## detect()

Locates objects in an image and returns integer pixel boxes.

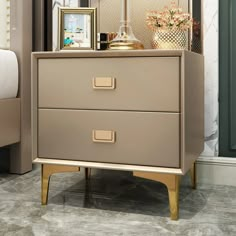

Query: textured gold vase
[152,30,187,50]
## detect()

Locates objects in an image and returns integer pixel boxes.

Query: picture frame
[58,7,97,50]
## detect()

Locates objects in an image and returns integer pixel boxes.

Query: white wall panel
[0,0,10,49]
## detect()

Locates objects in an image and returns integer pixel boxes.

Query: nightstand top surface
[32,49,201,59]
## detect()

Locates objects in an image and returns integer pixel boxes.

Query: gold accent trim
[109,40,144,50]
[39,162,195,219]
[93,77,116,90]
[41,164,80,205]
[190,162,196,189]
[133,171,180,220]
[34,158,183,175]
[92,130,116,143]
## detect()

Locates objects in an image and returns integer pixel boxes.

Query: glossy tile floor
[0,165,236,236]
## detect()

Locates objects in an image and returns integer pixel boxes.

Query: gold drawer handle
[92,130,116,143]
[93,77,116,90]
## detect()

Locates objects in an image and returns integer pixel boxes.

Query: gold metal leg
[133,171,181,220]
[85,168,92,180]
[167,176,180,220]
[190,162,197,189]
[41,164,80,205]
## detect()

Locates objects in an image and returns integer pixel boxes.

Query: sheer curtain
[0,0,10,49]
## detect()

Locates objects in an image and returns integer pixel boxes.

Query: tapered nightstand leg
[190,162,197,189]
[85,168,91,180]
[167,175,180,220]
[41,164,80,205]
[133,171,181,220]
[41,164,50,205]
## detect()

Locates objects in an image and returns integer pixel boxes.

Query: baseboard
[196,156,236,186]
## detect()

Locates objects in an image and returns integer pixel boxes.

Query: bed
[0,0,32,174]
[0,98,20,148]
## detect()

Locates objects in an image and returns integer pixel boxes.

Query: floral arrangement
[146,3,192,32]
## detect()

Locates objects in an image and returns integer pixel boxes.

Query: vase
[152,30,187,50]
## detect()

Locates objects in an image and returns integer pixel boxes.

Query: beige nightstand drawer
[38,109,180,168]
[38,57,180,112]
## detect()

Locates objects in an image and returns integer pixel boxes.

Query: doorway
[219,0,236,157]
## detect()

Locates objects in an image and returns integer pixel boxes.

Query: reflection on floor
[0,165,236,236]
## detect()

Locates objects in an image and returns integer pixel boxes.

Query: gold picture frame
[58,7,97,50]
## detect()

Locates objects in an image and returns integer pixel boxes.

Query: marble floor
[0,165,235,236]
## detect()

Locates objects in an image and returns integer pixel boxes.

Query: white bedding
[0,49,18,99]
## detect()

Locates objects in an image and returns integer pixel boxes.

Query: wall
[202,0,219,157]
[0,0,10,49]
[197,1,236,186]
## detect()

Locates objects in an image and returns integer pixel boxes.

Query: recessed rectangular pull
[92,130,116,143]
[93,77,116,90]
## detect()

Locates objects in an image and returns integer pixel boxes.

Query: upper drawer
[38,57,180,112]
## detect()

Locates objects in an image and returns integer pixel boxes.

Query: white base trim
[196,156,236,186]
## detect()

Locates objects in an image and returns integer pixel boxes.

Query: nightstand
[32,50,204,220]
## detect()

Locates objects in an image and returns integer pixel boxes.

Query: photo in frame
[58,7,97,50]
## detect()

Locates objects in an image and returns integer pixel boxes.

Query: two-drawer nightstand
[32,50,204,220]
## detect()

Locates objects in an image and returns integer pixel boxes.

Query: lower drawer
[38,109,180,168]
